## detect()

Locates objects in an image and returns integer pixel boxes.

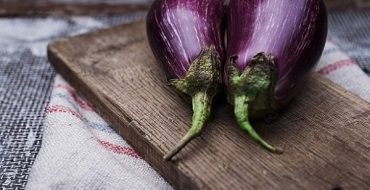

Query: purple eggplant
[225,0,327,152]
[147,0,226,160]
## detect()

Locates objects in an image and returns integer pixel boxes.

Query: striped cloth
[317,40,370,101]
[26,76,172,189]
[0,15,149,189]
[25,38,370,189]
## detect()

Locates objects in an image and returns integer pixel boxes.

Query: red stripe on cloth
[54,84,94,111]
[99,140,140,158]
[46,105,83,121]
[318,60,354,75]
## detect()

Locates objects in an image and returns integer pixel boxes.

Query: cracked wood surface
[47,21,370,190]
[0,0,152,16]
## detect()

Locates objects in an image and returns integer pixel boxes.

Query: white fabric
[316,41,370,101]
[26,40,370,189]
[26,77,172,190]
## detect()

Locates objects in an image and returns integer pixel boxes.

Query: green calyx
[164,46,222,160]
[169,46,222,97]
[228,53,282,153]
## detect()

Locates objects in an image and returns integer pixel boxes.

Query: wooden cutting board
[47,21,370,190]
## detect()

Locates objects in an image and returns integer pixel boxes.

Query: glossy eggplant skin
[147,0,225,80]
[225,0,327,153]
[147,0,226,160]
[226,0,328,108]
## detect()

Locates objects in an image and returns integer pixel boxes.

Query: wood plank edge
[47,42,199,189]
[325,0,370,10]
[0,3,150,16]
[312,73,370,110]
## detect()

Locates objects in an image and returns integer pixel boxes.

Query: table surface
[0,0,369,16]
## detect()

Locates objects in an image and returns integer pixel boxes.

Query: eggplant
[225,0,327,152]
[147,0,226,160]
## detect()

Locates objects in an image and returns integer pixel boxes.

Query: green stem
[164,91,212,160]
[234,95,282,153]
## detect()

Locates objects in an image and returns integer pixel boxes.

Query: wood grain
[1,0,370,16]
[47,21,370,190]
[324,0,370,9]
[0,0,151,16]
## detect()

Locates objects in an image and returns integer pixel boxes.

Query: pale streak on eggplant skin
[147,0,226,80]
[225,0,328,108]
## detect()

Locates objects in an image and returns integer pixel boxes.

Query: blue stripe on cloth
[51,93,115,133]
[323,47,338,56]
